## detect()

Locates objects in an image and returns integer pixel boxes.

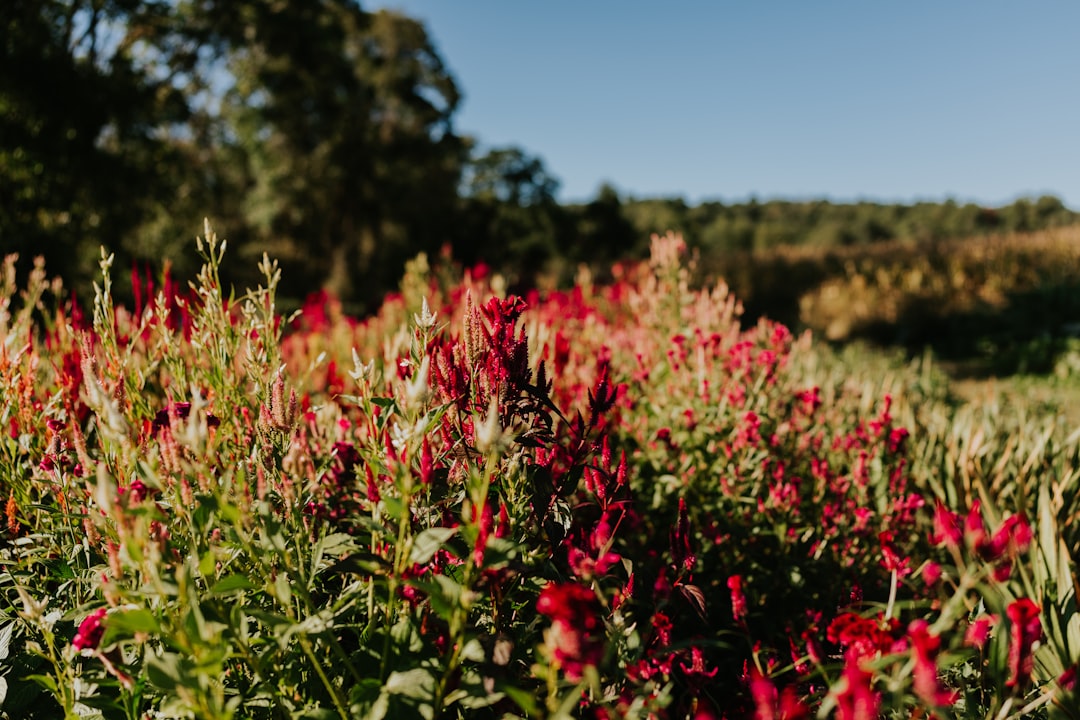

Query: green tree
[189,1,465,308]
[457,145,568,285]
[1,0,193,291]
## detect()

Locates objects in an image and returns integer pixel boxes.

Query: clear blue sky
[372,1,1080,208]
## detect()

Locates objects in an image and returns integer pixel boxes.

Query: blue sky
[372,1,1080,208]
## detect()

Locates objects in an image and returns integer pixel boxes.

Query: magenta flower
[1006,598,1042,689]
[835,653,880,720]
[728,575,748,625]
[907,620,957,707]
[965,614,997,650]
[536,582,604,679]
[73,608,108,652]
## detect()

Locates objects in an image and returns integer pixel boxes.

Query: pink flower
[73,608,108,652]
[1006,598,1042,689]
[922,561,942,587]
[987,515,1032,561]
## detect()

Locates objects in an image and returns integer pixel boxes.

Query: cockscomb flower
[834,653,880,720]
[537,582,605,680]
[907,620,958,707]
[1005,598,1042,689]
[728,575,748,625]
[73,607,108,652]
[878,531,911,578]
[965,614,997,650]
[750,668,809,720]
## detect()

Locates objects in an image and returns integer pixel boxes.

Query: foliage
[1,226,1079,718]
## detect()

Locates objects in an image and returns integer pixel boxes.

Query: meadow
[1,223,1079,719]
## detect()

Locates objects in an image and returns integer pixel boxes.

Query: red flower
[835,654,880,720]
[73,608,108,652]
[878,531,911,578]
[930,502,962,549]
[965,614,997,650]
[1006,598,1042,689]
[988,515,1032,562]
[907,620,958,707]
[750,669,809,720]
[728,575,748,625]
[537,582,605,679]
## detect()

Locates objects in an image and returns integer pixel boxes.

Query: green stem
[299,634,351,720]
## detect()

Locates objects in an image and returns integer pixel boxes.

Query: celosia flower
[988,514,1032,561]
[750,669,810,720]
[536,582,604,680]
[1006,598,1042,689]
[921,561,942,587]
[834,653,880,720]
[73,608,108,652]
[1060,664,1077,691]
[907,620,958,707]
[878,531,911,578]
[671,497,695,572]
[965,614,997,650]
[930,502,962,549]
[827,612,900,659]
[728,575,748,625]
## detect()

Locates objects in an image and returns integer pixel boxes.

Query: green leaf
[105,608,160,635]
[0,622,13,661]
[384,667,435,700]
[272,572,292,605]
[199,549,216,578]
[146,653,183,691]
[321,532,358,556]
[24,673,59,694]
[500,683,538,717]
[382,496,407,521]
[209,574,258,596]
[409,527,457,566]
[405,574,464,621]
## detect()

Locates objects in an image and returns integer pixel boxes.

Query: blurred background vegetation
[4,0,1080,384]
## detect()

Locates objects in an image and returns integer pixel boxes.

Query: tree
[190,1,466,308]
[1,0,193,292]
[456,145,567,285]
[3,1,469,310]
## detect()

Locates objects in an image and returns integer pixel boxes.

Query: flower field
[2,223,1079,719]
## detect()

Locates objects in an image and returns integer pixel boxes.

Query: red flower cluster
[931,501,1032,580]
[826,612,901,660]
[536,582,605,679]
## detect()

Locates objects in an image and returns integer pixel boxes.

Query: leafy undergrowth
[1,224,1079,719]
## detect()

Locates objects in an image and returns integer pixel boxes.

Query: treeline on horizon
[4,1,1077,315]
